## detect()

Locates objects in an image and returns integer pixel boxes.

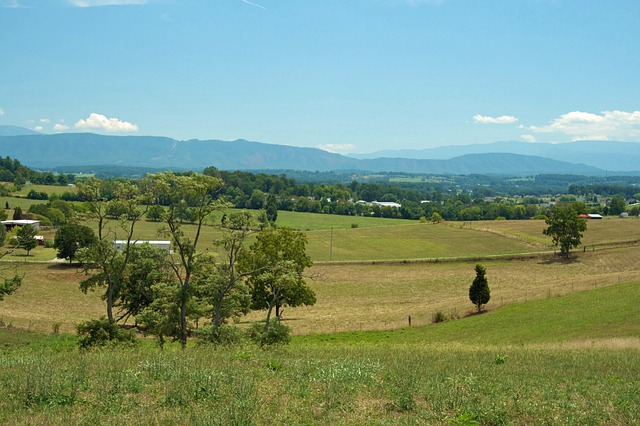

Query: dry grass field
[3,244,639,336]
[0,263,103,334]
[244,246,640,334]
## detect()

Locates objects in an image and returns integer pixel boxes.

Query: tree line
[0,156,75,191]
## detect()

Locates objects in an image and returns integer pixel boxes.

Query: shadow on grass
[46,262,81,270]
[538,255,581,265]
[463,309,489,318]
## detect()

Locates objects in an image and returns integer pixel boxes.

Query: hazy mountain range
[0,126,638,176]
[350,140,640,173]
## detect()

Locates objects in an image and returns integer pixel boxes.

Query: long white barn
[1,219,40,230]
[113,240,171,252]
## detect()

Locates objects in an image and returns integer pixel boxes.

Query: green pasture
[11,184,77,198]
[74,213,542,263]
[275,210,411,230]
[0,197,48,212]
[305,222,543,262]
[0,280,638,425]
[3,247,58,262]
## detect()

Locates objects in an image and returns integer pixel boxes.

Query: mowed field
[2,213,639,335]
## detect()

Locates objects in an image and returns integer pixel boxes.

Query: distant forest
[3,158,640,222]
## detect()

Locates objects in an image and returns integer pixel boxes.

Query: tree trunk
[106,284,114,322]
[264,303,274,332]
[179,282,188,349]
[213,294,224,331]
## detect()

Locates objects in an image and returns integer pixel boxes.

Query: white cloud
[521,134,536,143]
[240,0,266,10]
[0,0,23,8]
[68,0,149,7]
[34,125,44,131]
[473,114,519,124]
[405,0,446,5]
[74,113,139,133]
[317,144,357,154]
[40,118,51,123]
[54,123,70,132]
[530,110,640,141]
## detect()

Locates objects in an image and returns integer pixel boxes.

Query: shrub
[247,320,291,347]
[26,189,48,200]
[196,324,246,346]
[33,214,53,227]
[351,223,359,228]
[433,310,447,323]
[76,317,138,349]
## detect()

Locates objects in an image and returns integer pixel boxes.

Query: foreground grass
[1,280,639,426]
[1,279,638,424]
[0,343,637,425]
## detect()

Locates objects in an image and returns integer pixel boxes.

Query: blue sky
[1,0,639,154]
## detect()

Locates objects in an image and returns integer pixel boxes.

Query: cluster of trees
[199,168,637,222]
[62,174,315,349]
[0,156,75,188]
[0,222,22,303]
[201,168,551,221]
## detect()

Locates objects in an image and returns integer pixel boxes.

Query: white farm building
[113,240,171,253]
[1,219,40,230]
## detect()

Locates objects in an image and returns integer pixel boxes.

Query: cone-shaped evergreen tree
[469,263,490,312]
[12,206,22,220]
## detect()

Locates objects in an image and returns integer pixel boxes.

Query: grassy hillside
[0,281,638,425]
[298,279,640,346]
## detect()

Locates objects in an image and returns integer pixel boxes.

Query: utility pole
[329,227,333,261]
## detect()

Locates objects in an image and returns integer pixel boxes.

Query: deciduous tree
[0,236,21,301]
[150,172,225,348]
[77,178,151,322]
[241,228,315,332]
[193,211,256,341]
[543,203,587,257]
[54,223,97,264]
[16,224,38,255]
[608,195,627,216]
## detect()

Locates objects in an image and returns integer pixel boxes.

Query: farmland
[1,199,639,424]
